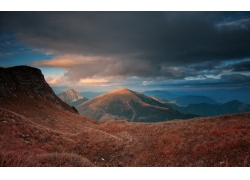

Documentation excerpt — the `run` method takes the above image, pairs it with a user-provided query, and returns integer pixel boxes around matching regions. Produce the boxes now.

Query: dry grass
[1,95,250,167]
[35,153,94,167]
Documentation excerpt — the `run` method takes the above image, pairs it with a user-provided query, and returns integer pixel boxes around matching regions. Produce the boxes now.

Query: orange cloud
[79,78,108,84]
[45,77,65,85]
[30,54,115,69]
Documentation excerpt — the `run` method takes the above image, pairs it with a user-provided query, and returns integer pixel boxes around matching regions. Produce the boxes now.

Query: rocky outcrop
[58,89,84,103]
[0,66,78,114]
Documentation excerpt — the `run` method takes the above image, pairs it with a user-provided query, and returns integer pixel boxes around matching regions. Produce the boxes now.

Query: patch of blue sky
[39,67,66,78]
[0,30,57,67]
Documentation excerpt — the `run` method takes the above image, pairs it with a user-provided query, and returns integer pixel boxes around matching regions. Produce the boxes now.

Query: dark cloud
[1,12,250,63]
[220,73,250,82]
[230,61,250,72]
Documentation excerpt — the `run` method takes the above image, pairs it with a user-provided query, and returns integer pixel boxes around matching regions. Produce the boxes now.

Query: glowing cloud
[45,76,65,85]
[79,78,108,84]
[30,54,115,69]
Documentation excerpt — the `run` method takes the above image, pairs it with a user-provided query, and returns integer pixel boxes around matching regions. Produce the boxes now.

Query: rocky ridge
[0,66,78,114]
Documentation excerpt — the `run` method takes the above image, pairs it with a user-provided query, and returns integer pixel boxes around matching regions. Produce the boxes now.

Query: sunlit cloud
[30,54,116,69]
[79,78,108,84]
[45,76,65,85]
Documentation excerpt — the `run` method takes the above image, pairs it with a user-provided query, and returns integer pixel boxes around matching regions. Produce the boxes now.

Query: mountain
[172,95,219,106]
[76,88,198,122]
[142,90,178,100]
[80,91,106,99]
[167,100,250,116]
[58,89,88,106]
[1,66,250,167]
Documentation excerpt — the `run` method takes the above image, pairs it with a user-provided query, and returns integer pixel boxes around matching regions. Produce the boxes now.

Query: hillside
[58,89,89,106]
[167,100,250,116]
[76,88,197,122]
[1,105,250,166]
[1,66,250,167]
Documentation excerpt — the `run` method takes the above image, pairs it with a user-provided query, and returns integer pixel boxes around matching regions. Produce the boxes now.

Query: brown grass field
[1,91,250,167]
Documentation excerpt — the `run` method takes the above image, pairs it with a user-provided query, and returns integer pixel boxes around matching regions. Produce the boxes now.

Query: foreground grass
[1,104,250,167]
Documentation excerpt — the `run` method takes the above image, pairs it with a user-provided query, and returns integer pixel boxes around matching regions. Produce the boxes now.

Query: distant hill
[167,100,250,116]
[173,95,219,106]
[169,88,250,104]
[77,88,198,122]
[80,91,106,99]
[142,90,178,100]
[142,91,219,106]
[58,89,88,106]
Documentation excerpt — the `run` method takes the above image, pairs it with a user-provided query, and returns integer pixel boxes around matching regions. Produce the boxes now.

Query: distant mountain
[77,88,198,122]
[80,91,106,99]
[173,95,219,106]
[58,89,88,106]
[142,90,178,100]
[169,88,250,104]
[167,100,250,116]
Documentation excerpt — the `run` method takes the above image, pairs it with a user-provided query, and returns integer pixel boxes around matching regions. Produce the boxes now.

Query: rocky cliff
[0,66,78,114]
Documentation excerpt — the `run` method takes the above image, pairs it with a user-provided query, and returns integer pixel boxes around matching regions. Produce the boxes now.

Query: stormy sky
[1,12,250,92]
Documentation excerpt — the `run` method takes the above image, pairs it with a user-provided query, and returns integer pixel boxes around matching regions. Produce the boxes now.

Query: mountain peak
[58,89,84,104]
[66,89,77,93]
[113,88,131,93]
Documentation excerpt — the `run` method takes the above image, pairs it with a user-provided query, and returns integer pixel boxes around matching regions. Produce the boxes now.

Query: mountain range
[144,88,250,104]
[76,88,198,122]
[143,90,219,106]
[172,95,219,106]
[58,88,250,118]
[166,100,250,116]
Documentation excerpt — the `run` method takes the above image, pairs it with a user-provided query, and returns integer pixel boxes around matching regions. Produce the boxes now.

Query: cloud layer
[1,12,250,89]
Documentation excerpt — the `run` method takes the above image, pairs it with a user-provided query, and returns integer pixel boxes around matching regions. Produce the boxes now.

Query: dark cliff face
[0,66,78,114]
[1,66,54,99]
